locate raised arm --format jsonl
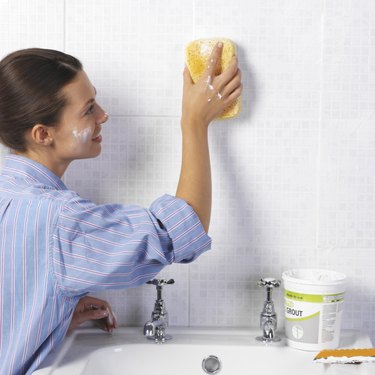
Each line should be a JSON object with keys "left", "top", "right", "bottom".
{"left": 176, "top": 42, "right": 242, "bottom": 232}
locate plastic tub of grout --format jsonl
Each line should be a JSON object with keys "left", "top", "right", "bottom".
{"left": 282, "top": 269, "right": 346, "bottom": 351}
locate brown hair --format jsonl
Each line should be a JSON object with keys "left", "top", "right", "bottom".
{"left": 0, "top": 48, "right": 82, "bottom": 151}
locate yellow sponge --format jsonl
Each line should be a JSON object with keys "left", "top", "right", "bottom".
{"left": 185, "top": 38, "right": 241, "bottom": 119}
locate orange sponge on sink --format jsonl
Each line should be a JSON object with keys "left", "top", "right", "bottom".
{"left": 314, "top": 348, "right": 375, "bottom": 364}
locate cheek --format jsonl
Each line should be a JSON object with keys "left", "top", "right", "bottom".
{"left": 71, "top": 127, "right": 93, "bottom": 145}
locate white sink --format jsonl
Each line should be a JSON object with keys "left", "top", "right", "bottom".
{"left": 34, "top": 328, "right": 374, "bottom": 375}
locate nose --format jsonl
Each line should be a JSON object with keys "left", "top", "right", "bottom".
{"left": 102, "top": 112, "right": 109, "bottom": 123}
{"left": 96, "top": 104, "right": 109, "bottom": 125}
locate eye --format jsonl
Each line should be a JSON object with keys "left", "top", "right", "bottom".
{"left": 85, "top": 104, "right": 95, "bottom": 116}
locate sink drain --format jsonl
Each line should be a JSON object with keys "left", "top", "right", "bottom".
{"left": 202, "top": 355, "right": 222, "bottom": 374}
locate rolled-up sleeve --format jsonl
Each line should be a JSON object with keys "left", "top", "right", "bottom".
{"left": 52, "top": 194, "right": 211, "bottom": 294}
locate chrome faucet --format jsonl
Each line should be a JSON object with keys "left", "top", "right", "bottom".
{"left": 256, "top": 277, "right": 281, "bottom": 343}
{"left": 143, "top": 278, "right": 174, "bottom": 343}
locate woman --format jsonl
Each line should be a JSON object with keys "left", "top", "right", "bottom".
{"left": 0, "top": 43, "right": 242, "bottom": 374}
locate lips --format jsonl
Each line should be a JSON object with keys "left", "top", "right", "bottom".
{"left": 92, "top": 134, "right": 102, "bottom": 142}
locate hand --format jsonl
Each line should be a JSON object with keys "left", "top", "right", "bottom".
{"left": 67, "top": 296, "right": 118, "bottom": 335}
{"left": 182, "top": 42, "right": 242, "bottom": 127}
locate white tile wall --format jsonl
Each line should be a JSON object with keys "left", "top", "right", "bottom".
{"left": 1, "top": 0, "right": 375, "bottom": 343}
{"left": 0, "top": 0, "right": 64, "bottom": 54}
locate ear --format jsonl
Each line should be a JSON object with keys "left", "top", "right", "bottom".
{"left": 29, "top": 124, "right": 53, "bottom": 146}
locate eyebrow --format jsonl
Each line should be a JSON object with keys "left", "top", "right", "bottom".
{"left": 81, "top": 87, "right": 97, "bottom": 110}
{"left": 84, "top": 98, "right": 95, "bottom": 107}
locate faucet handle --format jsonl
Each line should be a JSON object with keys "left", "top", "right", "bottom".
{"left": 257, "top": 278, "right": 281, "bottom": 288}
{"left": 147, "top": 279, "right": 175, "bottom": 286}
{"left": 147, "top": 279, "right": 175, "bottom": 301}
{"left": 258, "top": 277, "right": 281, "bottom": 304}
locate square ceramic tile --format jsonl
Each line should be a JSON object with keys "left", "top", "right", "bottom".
{"left": 208, "top": 119, "right": 318, "bottom": 248}
{"left": 318, "top": 116, "right": 375, "bottom": 248}
{"left": 194, "top": 0, "right": 323, "bottom": 121}
{"left": 318, "top": 0, "right": 375, "bottom": 250}
{"left": 322, "top": 0, "right": 375, "bottom": 121}
{"left": 65, "top": 0, "right": 194, "bottom": 116}
{"left": 0, "top": 0, "right": 64, "bottom": 58}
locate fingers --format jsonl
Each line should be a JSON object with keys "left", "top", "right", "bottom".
{"left": 224, "top": 83, "right": 243, "bottom": 105}
{"left": 207, "top": 67, "right": 241, "bottom": 105}
{"left": 93, "top": 310, "right": 117, "bottom": 333}
{"left": 105, "top": 310, "right": 118, "bottom": 332}
{"left": 216, "top": 55, "right": 239, "bottom": 89}
{"left": 76, "top": 308, "right": 109, "bottom": 325}
{"left": 91, "top": 302, "right": 117, "bottom": 333}
{"left": 78, "top": 296, "right": 118, "bottom": 332}
{"left": 183, "top": 65, "right": 193, "bottom": 86}
{"left": 204, "top": 54, "right": 240, "bottom": 102}
{"left": 220, "top": 68, "right": 242, "bottom": 99}
{"left": 82, "top": 296, "right": 111, "bottom": 314}
{"left": 111, "top": 310, "right": 119, "bottom": 328}
{"left": 203, "top": 42, "right": 223, "bottom": 81}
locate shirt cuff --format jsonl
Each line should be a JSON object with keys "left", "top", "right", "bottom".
{"left": 150, "top": 194, "right": 211, "bottom": 263}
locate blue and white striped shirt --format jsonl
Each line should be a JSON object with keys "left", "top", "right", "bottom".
{"left": 0, "top": 155, "right": 211, "bottom": 375}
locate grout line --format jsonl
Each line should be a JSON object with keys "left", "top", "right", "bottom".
{"left": 63, "top": 0, "right": 66, "bottom": 51}
{"left": 60, "top": 0, "right": 66, "bottom": 185}
{"left": 316, "top": 0, "right": 326, "bottom": 261}
{"left": 186, "top": 0, "right": 194, "bottom": 324}
{"left": 188, "top": 265, "right": 191, "bottom": 327}
{"left": 192, "top": 0, "right": 196, "bottom": 40}
{"left": 107, "top": 114, "right": 181, "bottom": 119}
{"left": 136, "top": 0, "right": 141, "bottom": 115}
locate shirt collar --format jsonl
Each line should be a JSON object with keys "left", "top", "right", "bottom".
{"left": 1, "top": 154, "right": 68, "bottom": 190}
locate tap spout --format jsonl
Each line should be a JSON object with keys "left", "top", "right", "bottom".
{"left": 143, "top": 319, "right": 165, "bottom": 337}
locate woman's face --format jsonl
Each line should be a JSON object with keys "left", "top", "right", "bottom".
{"left": 51, "top": 70, "right": 108, "bottom": 163}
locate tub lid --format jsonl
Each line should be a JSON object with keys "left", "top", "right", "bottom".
{"left": 282, "top": 268, "right": 346, "bottom": 285}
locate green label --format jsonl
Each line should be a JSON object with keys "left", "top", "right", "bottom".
{"left": 285, "top": 290, "right": 344, "bottom": 303}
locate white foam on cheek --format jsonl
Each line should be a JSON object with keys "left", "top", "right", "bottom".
{"left": 72, "top": 127, "right": 92, "bottom": 144}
